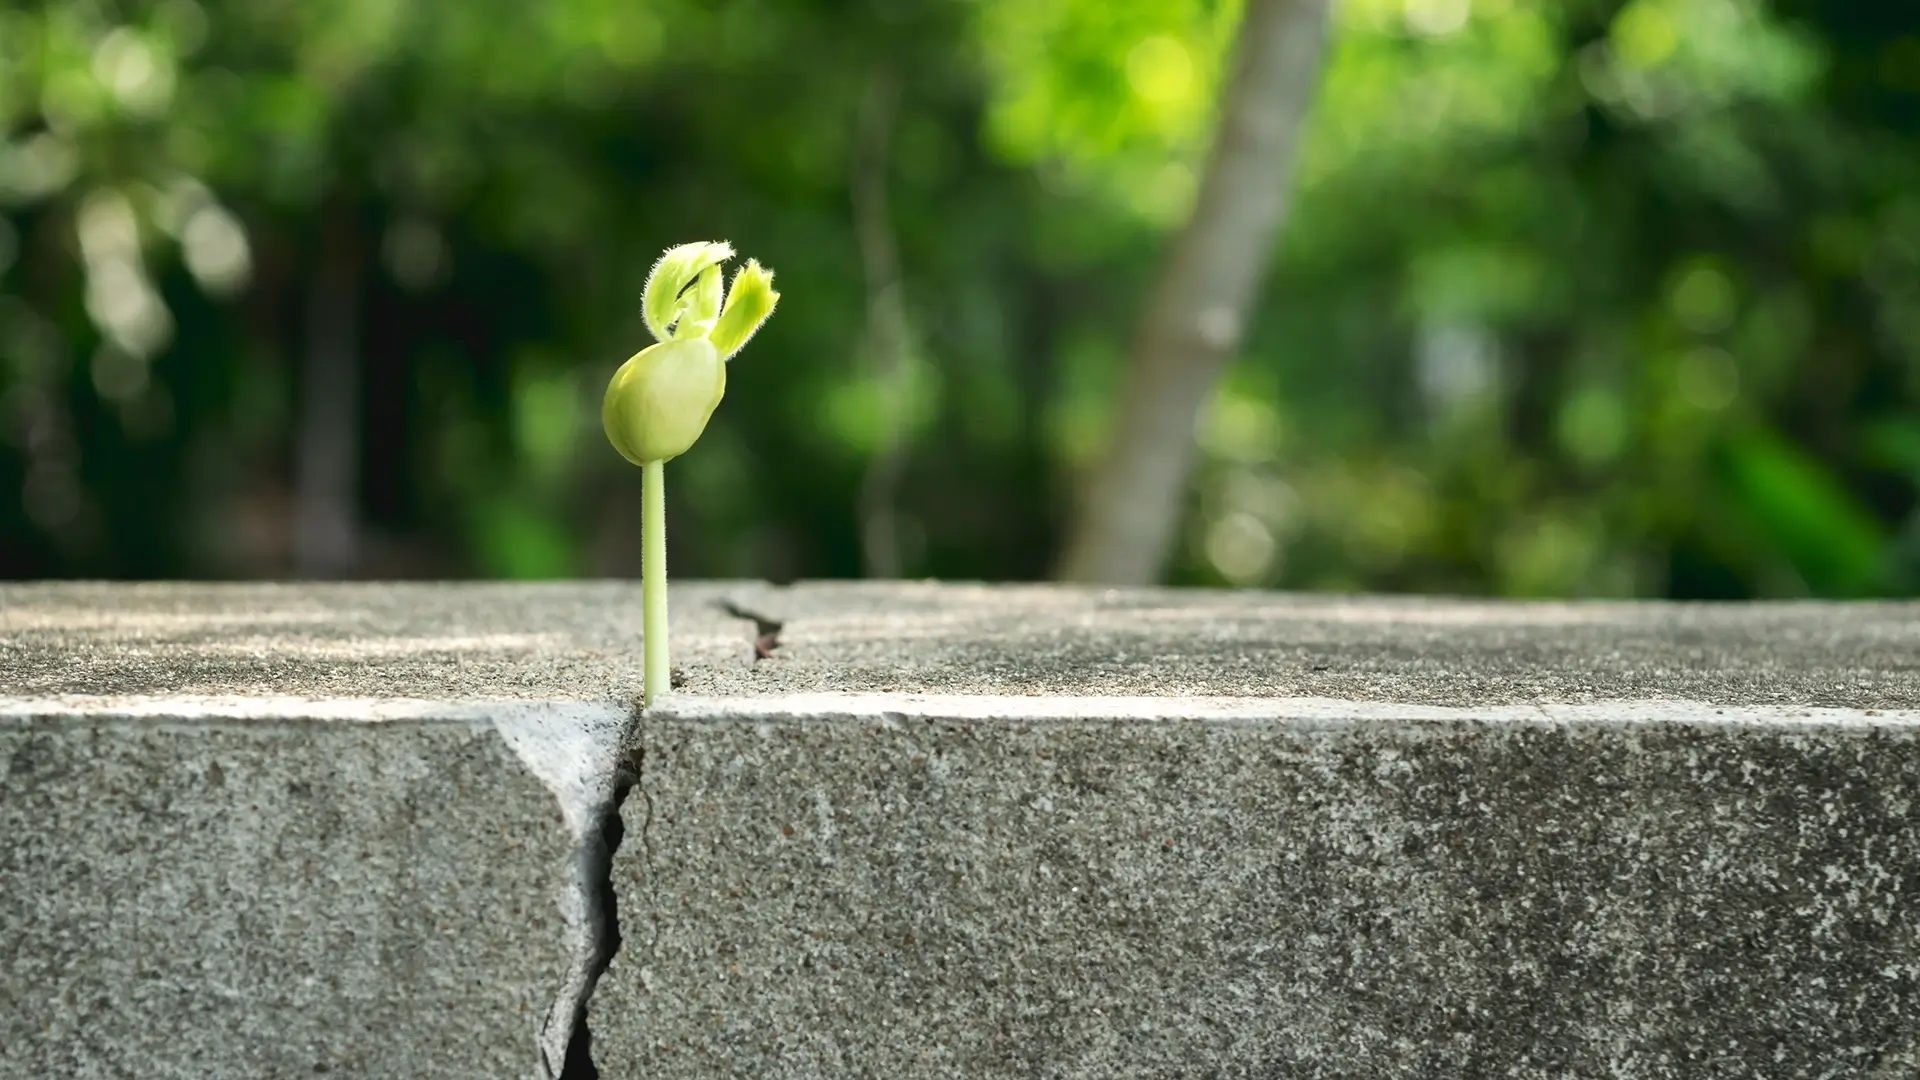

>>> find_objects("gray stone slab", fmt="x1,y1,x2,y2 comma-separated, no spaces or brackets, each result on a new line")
687,582,1920,708
589,584,1920,1078
1,581,763,1079
11,580,1913,706
0,579,767,700
4,699,609,1079
6,582,1920,1078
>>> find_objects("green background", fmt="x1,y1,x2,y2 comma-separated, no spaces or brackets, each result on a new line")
3,0,1918,597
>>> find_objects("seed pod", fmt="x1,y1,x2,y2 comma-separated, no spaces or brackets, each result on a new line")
607,241,778,465
602,337,726,465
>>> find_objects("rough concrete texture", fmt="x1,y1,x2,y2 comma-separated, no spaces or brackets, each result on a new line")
5,701,592,1079
689,581,1920,707
6,582,1920,1078
1,581,761,1080
2,579,765,701
592,583,1920,1078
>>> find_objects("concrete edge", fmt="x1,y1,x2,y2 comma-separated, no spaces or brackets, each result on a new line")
647,692,1920,730
0,694,638,1080
0,694,617,723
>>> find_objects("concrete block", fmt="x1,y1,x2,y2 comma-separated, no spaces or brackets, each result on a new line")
593,584,1920,1078
5,698,607,1078
7,582,1920,1078
1,582,754,1079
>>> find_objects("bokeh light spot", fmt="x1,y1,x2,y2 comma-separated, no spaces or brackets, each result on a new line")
1126,36,1194,105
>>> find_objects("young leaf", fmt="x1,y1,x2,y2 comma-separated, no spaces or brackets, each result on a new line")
709,259,780,360
643,241,734,341
675,262,725,340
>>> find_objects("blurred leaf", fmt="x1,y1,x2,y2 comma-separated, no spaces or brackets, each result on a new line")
0,0,1915,598
510,362,581,484
1719,431,1884,595
1863,416,1920,477
473,499,575,580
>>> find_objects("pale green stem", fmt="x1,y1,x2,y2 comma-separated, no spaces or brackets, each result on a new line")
642,458,669,708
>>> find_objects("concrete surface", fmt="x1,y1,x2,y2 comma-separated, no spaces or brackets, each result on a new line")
596,583,1920,1078
679,581,1920,707
4,697,611,1079
4,582,1920,1079
1,582,757,1080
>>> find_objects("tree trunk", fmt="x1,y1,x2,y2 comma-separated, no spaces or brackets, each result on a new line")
1054,0,1332,584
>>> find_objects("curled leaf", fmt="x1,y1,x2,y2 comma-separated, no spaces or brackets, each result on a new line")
675,262,725,340
709,259,779,360
643,241,734,342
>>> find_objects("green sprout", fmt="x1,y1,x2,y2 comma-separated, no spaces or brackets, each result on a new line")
604,241,779,707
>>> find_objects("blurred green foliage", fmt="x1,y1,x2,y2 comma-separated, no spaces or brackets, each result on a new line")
1,0,1917,596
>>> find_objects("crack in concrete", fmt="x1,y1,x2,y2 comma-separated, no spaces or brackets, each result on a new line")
714,598,784,662
546,770,631,1080
490,703,633,1080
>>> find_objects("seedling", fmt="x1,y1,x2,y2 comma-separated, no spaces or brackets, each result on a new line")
604,241,779,706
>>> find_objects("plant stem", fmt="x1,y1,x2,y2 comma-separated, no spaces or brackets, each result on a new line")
642,458,669,708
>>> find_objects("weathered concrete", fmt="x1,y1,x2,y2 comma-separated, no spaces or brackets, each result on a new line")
4,582,1920,1078
595,584,1920,1078
4,698,612,1079
1,582,756,1079
682,582,1920,707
